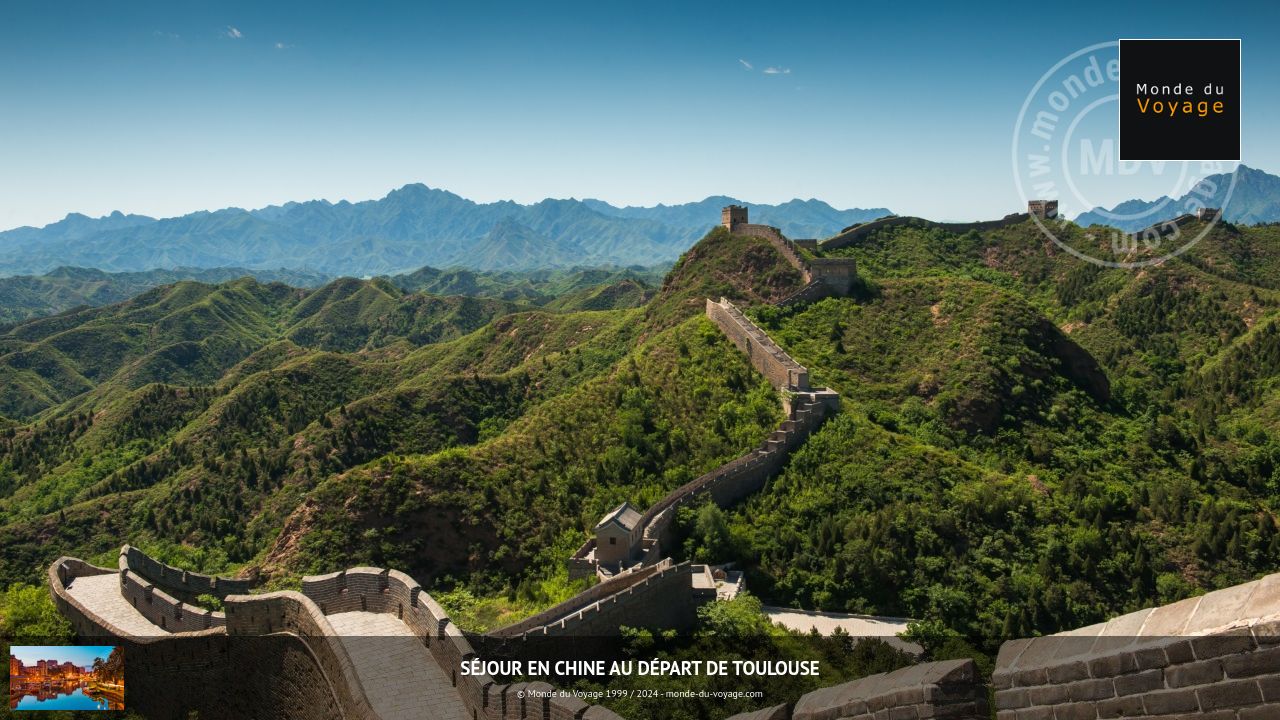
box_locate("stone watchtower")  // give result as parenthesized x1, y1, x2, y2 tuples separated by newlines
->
(1027, 200, 1059, 219)
(722, 204, 748, 231)
(1198, 207, 1221, 221)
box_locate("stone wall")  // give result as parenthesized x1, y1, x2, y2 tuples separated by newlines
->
(493, 562, 668, 637)
(511, 562, 714, 637)
(119, 564, 225, 632)
(119, 543, 255, 601)
(994, 571, 1280, 719)
(225, 589, 380, 720)
(1131, 213, 1196, 242)
(635, 396, 828, 555)
(48, 555, 353, 720)
(49, 557, 134, 640)
(707, 297, 810, 391)
(730, 222, 859, 301)
(821, 213, 1030, 250)
(123, 632, 348, 720)
(775, 280, 833, 308)
(721, 660, 988, 720)
(731, 223, 813, 282)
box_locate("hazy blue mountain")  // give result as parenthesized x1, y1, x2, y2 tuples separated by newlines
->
(583, 196, 891, 240)
(0, 185, 891, 276)
(0, 210, 155, 251)
(1076, 164, 1280, 231)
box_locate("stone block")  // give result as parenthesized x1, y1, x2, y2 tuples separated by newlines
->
(1223, 646, 1280, 679)
(1112, 668, 1163, 697)
(1191, 628, 1258, 660)
(1259, 673, 1280, 702)
(1164, 657, 1222, 688)
(1065, 677, 1114, 703)
(1046, 660, 1090, 684)
(1096, 693, 1145, 718)
(1027, 682, 1070, 706)
(1196, 678, 1263, 710)
(1140, 687, 1199, 715)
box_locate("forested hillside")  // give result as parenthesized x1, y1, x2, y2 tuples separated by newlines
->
(1, 219, 1277, 657)
(682, 219, 1280, 651)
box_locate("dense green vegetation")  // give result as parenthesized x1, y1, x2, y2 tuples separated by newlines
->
(0, 216, 1277, 708)
(0, 232, 788, 604)
(680, 220, 1280, 652)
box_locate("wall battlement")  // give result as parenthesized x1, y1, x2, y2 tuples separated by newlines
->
(119, 544, 255, 602)
(50, 550, 1280, 720)
(569, 297, 837, 580)
(707, 297, 810, 391)
(722, 206, 858, 301)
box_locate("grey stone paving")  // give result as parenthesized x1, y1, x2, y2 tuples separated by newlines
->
(326, 611, 468, 720)
(64, 572, 169, 637)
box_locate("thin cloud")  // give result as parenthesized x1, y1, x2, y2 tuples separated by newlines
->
(738, 58, 753, 71)
(763, 67, 791, 75)
(225, 26, 243, 39)
(274, 42, 293, 50)
(153, 30, 180, 40)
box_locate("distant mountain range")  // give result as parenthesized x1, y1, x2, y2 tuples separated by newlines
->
(1076, 164, 1280, 231)
(0, 188, 889, 277)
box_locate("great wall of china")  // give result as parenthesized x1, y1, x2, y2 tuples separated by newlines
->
(44, 205, 1279, 719)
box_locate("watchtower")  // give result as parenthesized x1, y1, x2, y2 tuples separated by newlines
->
(722, 204, 748, 230)
(1198, 207, 1221, 221)
(1027, 200, 1059, 219)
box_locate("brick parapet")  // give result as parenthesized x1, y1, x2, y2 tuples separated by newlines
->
(730, 223, 814, 282)
(707, 297, 810, 391)
(119, 543, 254, 600)
(119, 565, 226, 633)
(493, 561, 668, 637)
(516, 562, 707, 637)
(993, 572, 1280, 719)
(789, 659, 988, 720)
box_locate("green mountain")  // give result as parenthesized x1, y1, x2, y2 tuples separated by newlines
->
(705, 218, 1280, 646)
(0, 266, 332, 326)
(0, 217, 1277, 662)
(0, 264, 669, 329)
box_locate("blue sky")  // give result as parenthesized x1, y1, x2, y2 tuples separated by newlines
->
(11, 645, 115, 669)
(1, 0, 1277, 229)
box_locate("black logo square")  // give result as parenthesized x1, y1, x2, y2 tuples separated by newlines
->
(1119, 39, 1240, 161)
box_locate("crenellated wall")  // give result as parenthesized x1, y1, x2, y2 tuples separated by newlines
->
(118, 564, 225, 633)
(994, 571, 1280, 719)
(50, 547, 1280, 720)
(119, 543, 255, 602)
(48, 555, 358, 720)
(508, 562, 714, 638)
(633, 394, 829, 556)
(707, 297, 810, 391)
(721, 659, 989, 720)
(494, 562, 669, 637)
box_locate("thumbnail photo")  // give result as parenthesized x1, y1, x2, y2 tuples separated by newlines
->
(8, 646, 124, 711)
